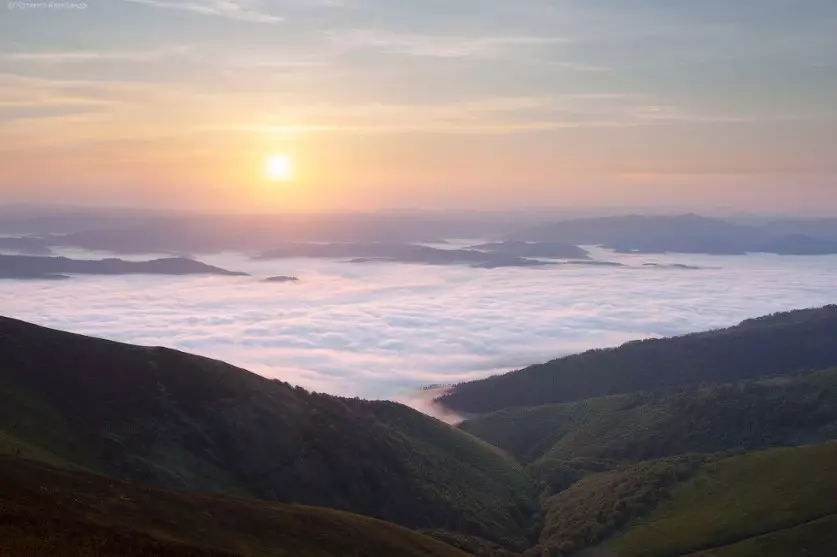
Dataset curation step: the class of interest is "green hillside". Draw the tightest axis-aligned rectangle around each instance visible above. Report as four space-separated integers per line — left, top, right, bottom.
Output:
0 454 471 557
440 305 837 414
460 369 837 489
607 442 837 557
0 316 536 549
685 514 837 557
6 312 837 556
535 457 703 556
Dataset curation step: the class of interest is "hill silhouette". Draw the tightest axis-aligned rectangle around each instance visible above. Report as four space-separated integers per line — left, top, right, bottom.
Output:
512 214 837 255
0 316 536 549
0 254 246 279
0 454 471 557
6 310 837 556
439 306 837 414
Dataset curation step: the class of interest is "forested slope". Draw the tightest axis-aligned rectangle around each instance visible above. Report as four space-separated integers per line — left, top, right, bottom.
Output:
607 442 837 557
0 316 536 549
461 369 837 490
441 306 837 414
0 454 472 557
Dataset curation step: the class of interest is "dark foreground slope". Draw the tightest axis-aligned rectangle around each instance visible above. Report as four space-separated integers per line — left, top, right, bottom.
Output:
440 306 837 414
0 454 470 557
0 316 535 548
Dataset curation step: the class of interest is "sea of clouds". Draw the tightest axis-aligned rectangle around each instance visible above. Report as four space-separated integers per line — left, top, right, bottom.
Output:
3 246 837 417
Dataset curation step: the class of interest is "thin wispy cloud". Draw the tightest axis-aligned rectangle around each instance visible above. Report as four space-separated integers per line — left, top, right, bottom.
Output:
330 29 570 58
122 0 283 23
247 94 744 135
4 46 193 64
1 0 836 208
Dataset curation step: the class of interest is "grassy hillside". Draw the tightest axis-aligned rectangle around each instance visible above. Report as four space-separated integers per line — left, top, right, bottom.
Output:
607 442 837 557
0 316 536 548
535 457 703 556
685 514 837 557
0 454 471 557
460 370 837 489
7 311 837 556
440 306 837 414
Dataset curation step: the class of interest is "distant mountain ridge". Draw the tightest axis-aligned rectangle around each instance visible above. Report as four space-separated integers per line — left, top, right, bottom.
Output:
467 241 590 260
515 213 748 244
257 242 558 268
3 208 837 256
256 242 451 260
513 213 837 255
0 254 246 279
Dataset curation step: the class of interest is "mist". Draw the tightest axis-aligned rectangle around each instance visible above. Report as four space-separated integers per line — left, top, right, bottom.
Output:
4 246 836 418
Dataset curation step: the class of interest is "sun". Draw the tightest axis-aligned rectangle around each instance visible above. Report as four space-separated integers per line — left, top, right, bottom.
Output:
265 154 294 182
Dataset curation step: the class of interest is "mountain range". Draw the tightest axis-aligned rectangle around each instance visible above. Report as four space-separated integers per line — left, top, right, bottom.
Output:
0 255 246 280
512 214 837 255
437 305 837 414
0 316 536 551
4 305 837 555
3 208 837 257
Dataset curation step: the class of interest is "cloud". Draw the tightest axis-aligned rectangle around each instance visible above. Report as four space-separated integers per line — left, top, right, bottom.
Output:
4 46 193 64
245 94 745 135
121 0 283 23
329 29 569 58
3 248 837 421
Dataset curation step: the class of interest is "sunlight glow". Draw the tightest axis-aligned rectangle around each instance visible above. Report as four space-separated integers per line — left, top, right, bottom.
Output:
266 154 294 182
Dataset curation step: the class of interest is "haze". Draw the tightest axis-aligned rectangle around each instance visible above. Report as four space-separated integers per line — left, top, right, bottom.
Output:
1 0 836 213
3 248 837 415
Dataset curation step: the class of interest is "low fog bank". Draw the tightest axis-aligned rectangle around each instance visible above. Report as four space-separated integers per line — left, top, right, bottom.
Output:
397 387 468 425
1 248 836 415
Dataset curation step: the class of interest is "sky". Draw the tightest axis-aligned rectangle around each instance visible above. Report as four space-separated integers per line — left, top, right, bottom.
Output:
0 0 836 213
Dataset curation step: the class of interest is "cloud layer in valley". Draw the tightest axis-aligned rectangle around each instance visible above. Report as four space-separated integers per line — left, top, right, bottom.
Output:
3 248 837 416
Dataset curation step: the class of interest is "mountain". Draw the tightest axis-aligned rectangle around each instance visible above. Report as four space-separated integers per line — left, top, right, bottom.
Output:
0 236 52 255
512 214 837 256
606 235 747 255
532 455 704 556
467 241 590 260
761 217 837 242
438 306 837 414
605 442 837 557
8 211 837 257
0 208 551 252
753 233 837 255
6 309 837 555
459 369 837 490
264 276 300 283
0 454 471 557
0 316 536 549
257 242 553 268
0 255 247 279
511 442 837 556
513 214 751 248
